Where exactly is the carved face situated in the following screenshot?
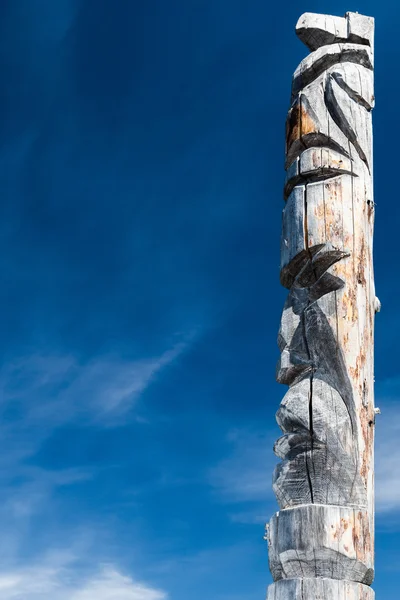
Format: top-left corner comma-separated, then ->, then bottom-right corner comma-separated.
274,249 -> 366,508
273,375 -> 366,508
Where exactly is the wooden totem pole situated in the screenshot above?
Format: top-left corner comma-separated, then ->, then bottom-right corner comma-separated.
266,12 -> 378,600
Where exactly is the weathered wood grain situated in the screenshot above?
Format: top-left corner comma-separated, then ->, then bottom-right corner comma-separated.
295,12 -> 374,52
284,148 -> 356,200
267,505 -> 373,583
291,43 -> 373,100
347,12 -> 374,49
286,62 -> 373,169
267,10 -> 376,600
267,578 -> 375,600
296,13 -> 348,51
273,378 -> 366,508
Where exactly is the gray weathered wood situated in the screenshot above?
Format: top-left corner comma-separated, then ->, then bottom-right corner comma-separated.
267,505 -> 373,583
266,11 -> 376,600
296,13 -> 348,51
296,12 -> 374,51
267,579 -> 375,600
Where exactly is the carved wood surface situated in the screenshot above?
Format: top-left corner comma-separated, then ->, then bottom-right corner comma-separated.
267,579 -> 374,600
267,11 -> 376,600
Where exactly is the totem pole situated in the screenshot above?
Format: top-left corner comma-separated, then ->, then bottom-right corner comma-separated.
266,12 -> 378,600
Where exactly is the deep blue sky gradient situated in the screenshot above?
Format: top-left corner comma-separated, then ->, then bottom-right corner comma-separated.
0,0 -> 399,598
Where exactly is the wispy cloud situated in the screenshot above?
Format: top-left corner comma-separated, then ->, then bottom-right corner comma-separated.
0,340 -> 189,521
0,561 -> 167,600
0,465 -> 92,520
1,342 -> 187,426
0,337 -> 194,569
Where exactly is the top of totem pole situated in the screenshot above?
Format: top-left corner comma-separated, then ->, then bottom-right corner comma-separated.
296,11 -> 374,52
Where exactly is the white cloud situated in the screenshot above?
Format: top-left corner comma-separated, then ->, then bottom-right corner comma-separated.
71,566 -> 166,600
0,563 -> 167,600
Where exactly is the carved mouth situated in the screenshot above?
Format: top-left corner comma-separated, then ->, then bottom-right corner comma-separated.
274,432 -> 313,460
285,135 -> 352,171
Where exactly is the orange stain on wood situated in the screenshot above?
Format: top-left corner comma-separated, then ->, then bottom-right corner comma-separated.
286,100 -> 318,152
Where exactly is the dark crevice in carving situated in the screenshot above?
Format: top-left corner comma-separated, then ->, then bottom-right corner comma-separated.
331,71 -> 373,110
304,181 -> 309,251
301,225 -> 315,503
284,168 -> 357,200
280,245 -> 349,290
301,34 -> 370,50
325,74 -> 370,171
300,34 -> 370,51
291,45 -> 373,100
299,33 -> 346,52
286,134 -> 352,170
348,33 -> 371,47
306,374 -> 315,503
298,247 -> 349,289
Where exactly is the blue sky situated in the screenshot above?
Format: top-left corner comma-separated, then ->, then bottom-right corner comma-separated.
0,0 -> 399,598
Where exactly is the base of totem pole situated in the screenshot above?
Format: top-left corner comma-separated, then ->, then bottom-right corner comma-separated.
267,578 -> 374,599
